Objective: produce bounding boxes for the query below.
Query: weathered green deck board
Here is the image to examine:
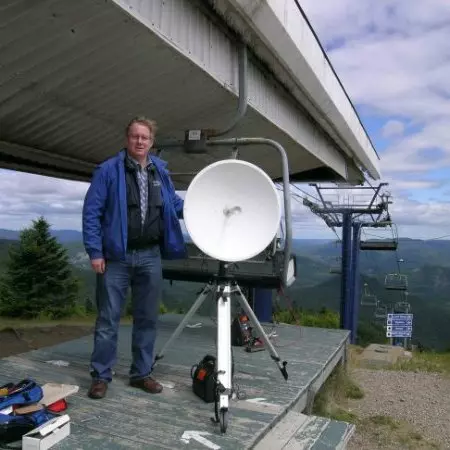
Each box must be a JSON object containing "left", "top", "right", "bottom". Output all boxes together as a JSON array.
[{"left": 0, "top": 314, "right": 349, "bottom": 449}]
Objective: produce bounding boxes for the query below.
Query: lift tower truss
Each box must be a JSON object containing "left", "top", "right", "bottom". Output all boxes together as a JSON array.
[{"left": 303, "top": 183, "right": 392, "bottom": 343}]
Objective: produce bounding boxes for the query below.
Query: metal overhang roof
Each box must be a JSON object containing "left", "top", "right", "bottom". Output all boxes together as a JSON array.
[
  {"left": 0, "top": 0, "right": 367, "bottom": 188},
  {"left": 210, "top": 0, "right": 381, "bottom": 180}
]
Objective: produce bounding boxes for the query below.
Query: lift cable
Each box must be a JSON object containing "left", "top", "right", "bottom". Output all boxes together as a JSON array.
[{"left": 275, "top": 184, "right": 342, "bottom": 242}]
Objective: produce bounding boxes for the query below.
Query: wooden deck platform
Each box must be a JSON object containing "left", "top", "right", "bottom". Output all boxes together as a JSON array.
[{"left": 0, "top": 314, "right": 351, "bottom": 449}]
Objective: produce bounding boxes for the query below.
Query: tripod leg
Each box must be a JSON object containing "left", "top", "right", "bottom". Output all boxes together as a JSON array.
[
  {"left": 154, "top": 282, "right": 213, "bottom": 362},
  {"left": 216, "top": 283, "right": 231, "bottom": 433},
  {"left": 234, "top": 284, "right": 288, "bottom": 380}
]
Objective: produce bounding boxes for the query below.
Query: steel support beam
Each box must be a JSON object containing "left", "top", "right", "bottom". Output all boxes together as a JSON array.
[
  {"left": 308, "top": 206, "right": 385, "bottom": 216},
  {"left": 349, "top": 223, "right": 362, "bottom": 344},
  {"left": 303, "top": 183, "right": 393, "bottom": 342},
  {"left": 340, "top": 212, "right": 352, "bottom": 330}
]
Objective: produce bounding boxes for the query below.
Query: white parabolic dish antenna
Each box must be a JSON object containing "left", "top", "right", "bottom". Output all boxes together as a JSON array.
[{"left": 183, "top": 159, "right": 281, "bottom": 262}]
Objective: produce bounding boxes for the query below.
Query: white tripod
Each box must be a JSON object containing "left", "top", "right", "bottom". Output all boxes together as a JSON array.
[{"left": 154, "top": 262, "right": 288, "bottom": 433}]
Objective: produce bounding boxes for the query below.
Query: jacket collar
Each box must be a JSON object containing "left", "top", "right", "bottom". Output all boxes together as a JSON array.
[{"left": 119, "top": 148, "right": 168, "bottom": 171}]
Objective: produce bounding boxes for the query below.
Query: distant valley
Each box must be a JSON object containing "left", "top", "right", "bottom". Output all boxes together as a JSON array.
[
  {"left": 0, "top": 228, "right": 83, "bottom": 243},
  {"left": 0, "top": 230, "right": 449, "bottom": 350}
]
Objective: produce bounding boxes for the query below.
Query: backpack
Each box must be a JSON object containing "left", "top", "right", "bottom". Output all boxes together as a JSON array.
[
  {"left": 190, "top": 354, "right": 235, "bottom": 404},
  {"left": 191, "top": 355, "right": 217, "bottom": 403}
]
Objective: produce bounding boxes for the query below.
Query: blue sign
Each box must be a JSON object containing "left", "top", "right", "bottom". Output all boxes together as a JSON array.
[
  {"left": 387, "top": 330, "right": 412, "bottom": 338},
  {"left": 387, "top": 326, "right": 412, "bottom": 332},
  {"left": 388, "top": 319, "right": 412, "bottom": 326},
  {"left": 386, "top": 314, "right": 413, "bottom": 338},
  {"left": 387, "top": 313, "right": 413, "bottom": 321}
]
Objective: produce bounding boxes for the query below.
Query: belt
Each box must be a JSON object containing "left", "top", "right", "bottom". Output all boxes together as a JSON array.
[{"left": 127, "top": 241, "right": 160, "bottom": 251}]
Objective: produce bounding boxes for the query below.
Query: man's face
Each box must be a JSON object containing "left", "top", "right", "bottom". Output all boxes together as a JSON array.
[{"left": 126, "top": 123, "right": 153, "bottom": 161}]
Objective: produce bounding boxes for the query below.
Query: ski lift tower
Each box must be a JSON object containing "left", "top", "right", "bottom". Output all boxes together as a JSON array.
[{"left": 303, "top": 183, "right": 392, "bottom": 343}]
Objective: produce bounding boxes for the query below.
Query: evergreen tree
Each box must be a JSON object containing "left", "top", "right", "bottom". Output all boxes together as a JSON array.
[{"left": 0, "top": 217, "right": 79, "bottom": 318}]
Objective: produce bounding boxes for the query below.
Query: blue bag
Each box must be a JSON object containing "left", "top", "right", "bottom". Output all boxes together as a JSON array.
[
  {"left": 0, "top": 379, "right": 43, "bottom": 410},
  {"left": 0, "top": 379, "right": 56, "bottom": 445}
]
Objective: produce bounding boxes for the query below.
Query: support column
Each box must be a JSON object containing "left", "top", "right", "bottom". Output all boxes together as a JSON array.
[
  {"left": 349, "top": 223, "right": 361, "bottom": 344},
  {"left": 253, "top": 288, "right": 273, "bottom": 322},
  {"left": 340, "top": 212, "right": 352, "bottom": 331}
]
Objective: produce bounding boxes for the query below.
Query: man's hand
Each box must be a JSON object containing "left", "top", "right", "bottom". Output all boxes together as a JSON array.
[{"left": 91, "top": 258, "right": 106, "bottom": 274}]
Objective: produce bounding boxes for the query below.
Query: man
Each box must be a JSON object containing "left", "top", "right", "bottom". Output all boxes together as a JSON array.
[{"left": 82, "top": 116, "right": 186, "bottom": 399}]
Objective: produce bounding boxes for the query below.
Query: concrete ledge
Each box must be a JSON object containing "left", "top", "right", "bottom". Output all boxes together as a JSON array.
[{"left": 357, "top": 344, "right": 411, "bottom": 368}]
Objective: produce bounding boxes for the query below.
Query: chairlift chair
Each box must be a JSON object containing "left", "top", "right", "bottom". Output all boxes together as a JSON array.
[
  {"left": 385, "top": 273, "right": 408, "bottom": 290},
  {"left": 360, "top": 283, "right": 378, "bottom": 306},
  {"left": 360, "top": 240, "right": 398, "bottom": 251},
  {"left": 394, "top": 301, "right": 411, "bottom": 313},
  {"left": 329, "top": 256, "right": 342, "bottom": 274},
  {"left": 374, "top": 303, "right": 388, "bottom": 320},
  {"left": 360, "top": 222, "right": 398, "bottom": 251}
]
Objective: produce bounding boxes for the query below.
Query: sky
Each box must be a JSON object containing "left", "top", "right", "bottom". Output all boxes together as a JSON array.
[
  {"left": 1, "top": 0, "right": 450, "bottom": 241},
  {"left": 296, "top": 0, "right": 450, "bottom": 240}
]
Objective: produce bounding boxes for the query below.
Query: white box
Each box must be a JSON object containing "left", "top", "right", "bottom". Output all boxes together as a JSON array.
[{"left": 22, "top": 415, "right": 70, "bottom": 450}]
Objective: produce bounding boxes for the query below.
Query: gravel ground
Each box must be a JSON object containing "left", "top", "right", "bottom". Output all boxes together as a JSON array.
[{"left": 346, "top": 368, "right": 450, "bottom": 450}]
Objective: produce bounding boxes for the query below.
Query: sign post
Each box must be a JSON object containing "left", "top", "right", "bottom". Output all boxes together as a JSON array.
[{"left": 386, "top": 313, "right": 413, "bottom": 348}]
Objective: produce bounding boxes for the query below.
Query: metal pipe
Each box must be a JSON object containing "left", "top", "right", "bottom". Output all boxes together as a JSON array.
[
  {"left": 206, "top": 137, "right": 292, "bottom": 287},
  {"left": 208, "top": 42, "right": 248, "bottom": 137}
]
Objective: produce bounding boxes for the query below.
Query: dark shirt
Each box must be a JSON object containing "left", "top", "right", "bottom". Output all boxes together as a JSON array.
[{"left": 126, "top": 152, "right": 151, "bottom": 227}]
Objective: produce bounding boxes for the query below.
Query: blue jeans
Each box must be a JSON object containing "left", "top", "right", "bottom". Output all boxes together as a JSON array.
[{"left": 90, "top": 246, "right": 162, "bottom": 383}]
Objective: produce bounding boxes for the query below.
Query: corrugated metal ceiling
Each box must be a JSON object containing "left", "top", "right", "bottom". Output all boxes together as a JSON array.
[{"left": 0, "top": 0, "right": 358, "bottom": 188}]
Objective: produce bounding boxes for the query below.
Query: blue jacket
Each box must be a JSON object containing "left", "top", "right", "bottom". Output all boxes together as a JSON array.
[{"left": 82, "top": 149, "right": 187, "bottom": 261}]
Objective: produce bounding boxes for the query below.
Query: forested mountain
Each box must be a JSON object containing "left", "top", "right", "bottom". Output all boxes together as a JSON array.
[
  {"left": 1, "top": 233, "right": 449, "bottom": 350},
  {"left": 0, "top": 229, "right": 82, "bottom": 243}
]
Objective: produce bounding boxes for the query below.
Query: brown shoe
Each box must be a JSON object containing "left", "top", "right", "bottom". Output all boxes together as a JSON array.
[
  {"left": 88, "top": 380, "right": 108, "bottom": 399},
  {"left": 130, "top": 376, "right": 163, "bottom": 394}
]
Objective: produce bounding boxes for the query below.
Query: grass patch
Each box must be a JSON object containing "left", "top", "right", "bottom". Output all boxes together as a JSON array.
[
  {"left": 331, "top": 363, "right": 365, "bottom": 400},
  {"left": 410, "top": 432, "right": 423, "bottom": 441},
  {"left": 349, "top": 344, "right": 364, "bottom": 355},
  {"left": 350, "top": 343, "right": 450, "bottom": 376},
  {"left": 0, "top": 315, "right": 98, "bottom": 330},
  {"left": 312, "top": 365, "right": 363, "bottom": 423},
  {"left": 326, "top": 407, "right": 358, "bottom": 423},
  {"left": 391, "top": 350, "right": 450, "bottom": 376},
  {"left": 358, "top": 416, "right": 440, "bottom": 449},
  {"left": 312, "top": 351, "right": 443, "bottom": 449},
  {"left": 0, "top": 303, "right": 173, "bottom": 331},
  {"left": 366, "top": 414, "right": 399, "bottom": 429},
  {"left": 343, "top": 377, "right": 364, "bottom": 399},
  {"left": 274, "top": 307, "right": 339, "bottom": 329}
]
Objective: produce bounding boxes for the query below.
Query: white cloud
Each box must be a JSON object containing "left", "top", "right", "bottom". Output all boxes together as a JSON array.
[
  {"left": 386, "top": 180, "right": 442, "bottom": 192},
  {"left": 300, "top": 0, "right": 450, "bottom": 176},
  {"left": 380, "top": 120, "right": 450, "bottom": 173},
  {"left": 381, "top": 120, "right": 404, "bottom": 139},
  {"left": 0, "top": 170, "right": 88, "bottom": 231},
  {"left": 296, "top": 0, "right": 450, "bottom": 241},
  {"left": 289, "top": 181, "right": 450, "bottom": 240},
  {"left": 0, "top": 166, "right": 448, "bottom": 241},
  {"left": 389, "top": 196, "right": 450, "bottom": 228},
  {"left": 1, "top": 2, "right": 450, "bottom": 242}
]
